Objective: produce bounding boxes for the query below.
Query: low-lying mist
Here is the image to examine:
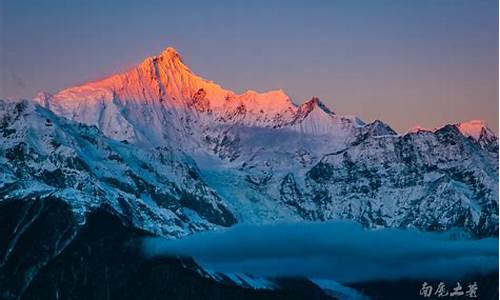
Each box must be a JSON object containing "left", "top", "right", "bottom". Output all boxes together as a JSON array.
[{"left": 142, "top": 221, "right": 498, "bottom": 283}]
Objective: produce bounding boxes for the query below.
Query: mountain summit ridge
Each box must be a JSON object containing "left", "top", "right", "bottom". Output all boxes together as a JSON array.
[
  {"left": 36, "top": 46, "right": 299, "bottom": 111},
  {"left": 33, "top": 46, "right": 497, "bottom": 142},
  {"left": 34, "top": 46, "right": 367, "bottom": 145},
  {"left": 35, "top": 46, "right": 497, "bottom": 138},
  {"left": 18, "top": 45, "right": 498, "bottom": 239}
]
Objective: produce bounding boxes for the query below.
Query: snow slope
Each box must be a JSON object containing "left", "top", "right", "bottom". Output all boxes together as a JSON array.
[
  {"left": 14, "top": 46, "right": 498, "bottom": 237},
  {"left": 0, "top": 99, "right": 236, "bottom": 237}
]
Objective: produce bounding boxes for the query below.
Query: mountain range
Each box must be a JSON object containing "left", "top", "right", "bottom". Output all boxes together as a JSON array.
[{"left": 1, "top": 46, "right": 498, "bottom": 299}]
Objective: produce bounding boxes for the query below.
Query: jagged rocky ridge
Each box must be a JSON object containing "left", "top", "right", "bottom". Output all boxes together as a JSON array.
[
  {"left": 0, "top": 99, "right": 236, "bottom": 237},
  {"left": 18, "top": 47, "right": 500, "bottom": 237},
  {"left": 0, "top": 196, "right": 334, "bottom": 300},
  {"left": 1, "top": 46, "right": 498, "bottom": 300}
]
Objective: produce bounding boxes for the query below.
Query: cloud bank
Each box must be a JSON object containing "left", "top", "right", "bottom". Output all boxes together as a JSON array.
[{"left": 142, "top": 221, "right": 498, "bottom": 283}]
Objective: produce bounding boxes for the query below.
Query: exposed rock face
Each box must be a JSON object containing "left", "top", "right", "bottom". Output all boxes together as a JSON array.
[
  {"left": 5, "top": 46, "right": 498, "bottom": 238},
  {"left": 0, "top": 196, "right": 334, "bottom": 300},
  {"left": 1, "top": 46, "right": 498, "bottom": 299},
  {"left": 301, "top": 126, "right": 498, "bottom": 236},
  {"left": 0, "top": 100, "right": 236, "bottom": 238}
]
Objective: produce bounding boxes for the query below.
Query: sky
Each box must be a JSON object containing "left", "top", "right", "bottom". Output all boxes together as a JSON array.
[{"left": 0, "top": 0, "right": 498, "bottom": 133}]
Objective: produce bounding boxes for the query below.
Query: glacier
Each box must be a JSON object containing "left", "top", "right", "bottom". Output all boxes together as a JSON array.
[
  {"left": 1, "top": 45, "right": 498, "bottom": 300},
  {"left": 25, "top": 46, "right": 498, "bottom": 237}
]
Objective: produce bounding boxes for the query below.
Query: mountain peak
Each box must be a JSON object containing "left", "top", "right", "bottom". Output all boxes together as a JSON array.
[
  {"left": 299, "top": 97, "right": 335, "bottom": 115},
  {"left": 367, "top": 120, "right": 397, "bottom": 136},
  {"left": 408, "top": 125, "right": 429, "bottom": 133},
  {"left": 456, "top": 120, "right": 496, "bottom": 141},
  {"left": 137, "top": 47, "right": 185, "bottom": 69},
  {"left": 307, "top": 97, "right": 321, "bottom": 105},
  {"left": 139, "top": 47, "right": 185, "bottom": 70},
  {"left": 159, "top": 47, "right": 182, "bottom": 61}
]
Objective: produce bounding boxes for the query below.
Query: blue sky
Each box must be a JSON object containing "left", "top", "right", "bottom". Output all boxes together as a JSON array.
[{"left": 1, "top": 0, "right": 498, "bottom": 132}]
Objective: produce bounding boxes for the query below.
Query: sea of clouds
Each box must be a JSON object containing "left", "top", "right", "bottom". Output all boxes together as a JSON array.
[{"left": 142, "top": 221, "right": 498, "bottom": 283}]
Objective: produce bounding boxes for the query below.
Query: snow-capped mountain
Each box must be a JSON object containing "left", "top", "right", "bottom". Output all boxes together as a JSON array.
[
  {"left": 456, "top": 120, "right": 498, "bottom": 152},
  {"left": 34, "top": 47, "right": 363, "bottom": 148},
  {"left": 0, "top": 99, "right": 236, "bottom": 237},
  {"left": 9, "top": 46, "right": 499, "bottom": 237},
  {"left": 302, "top": 125, "right": 498, "bottom": 236},
  {"left": 1, "top": 45, "right": 498, "bottom": 300}
]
